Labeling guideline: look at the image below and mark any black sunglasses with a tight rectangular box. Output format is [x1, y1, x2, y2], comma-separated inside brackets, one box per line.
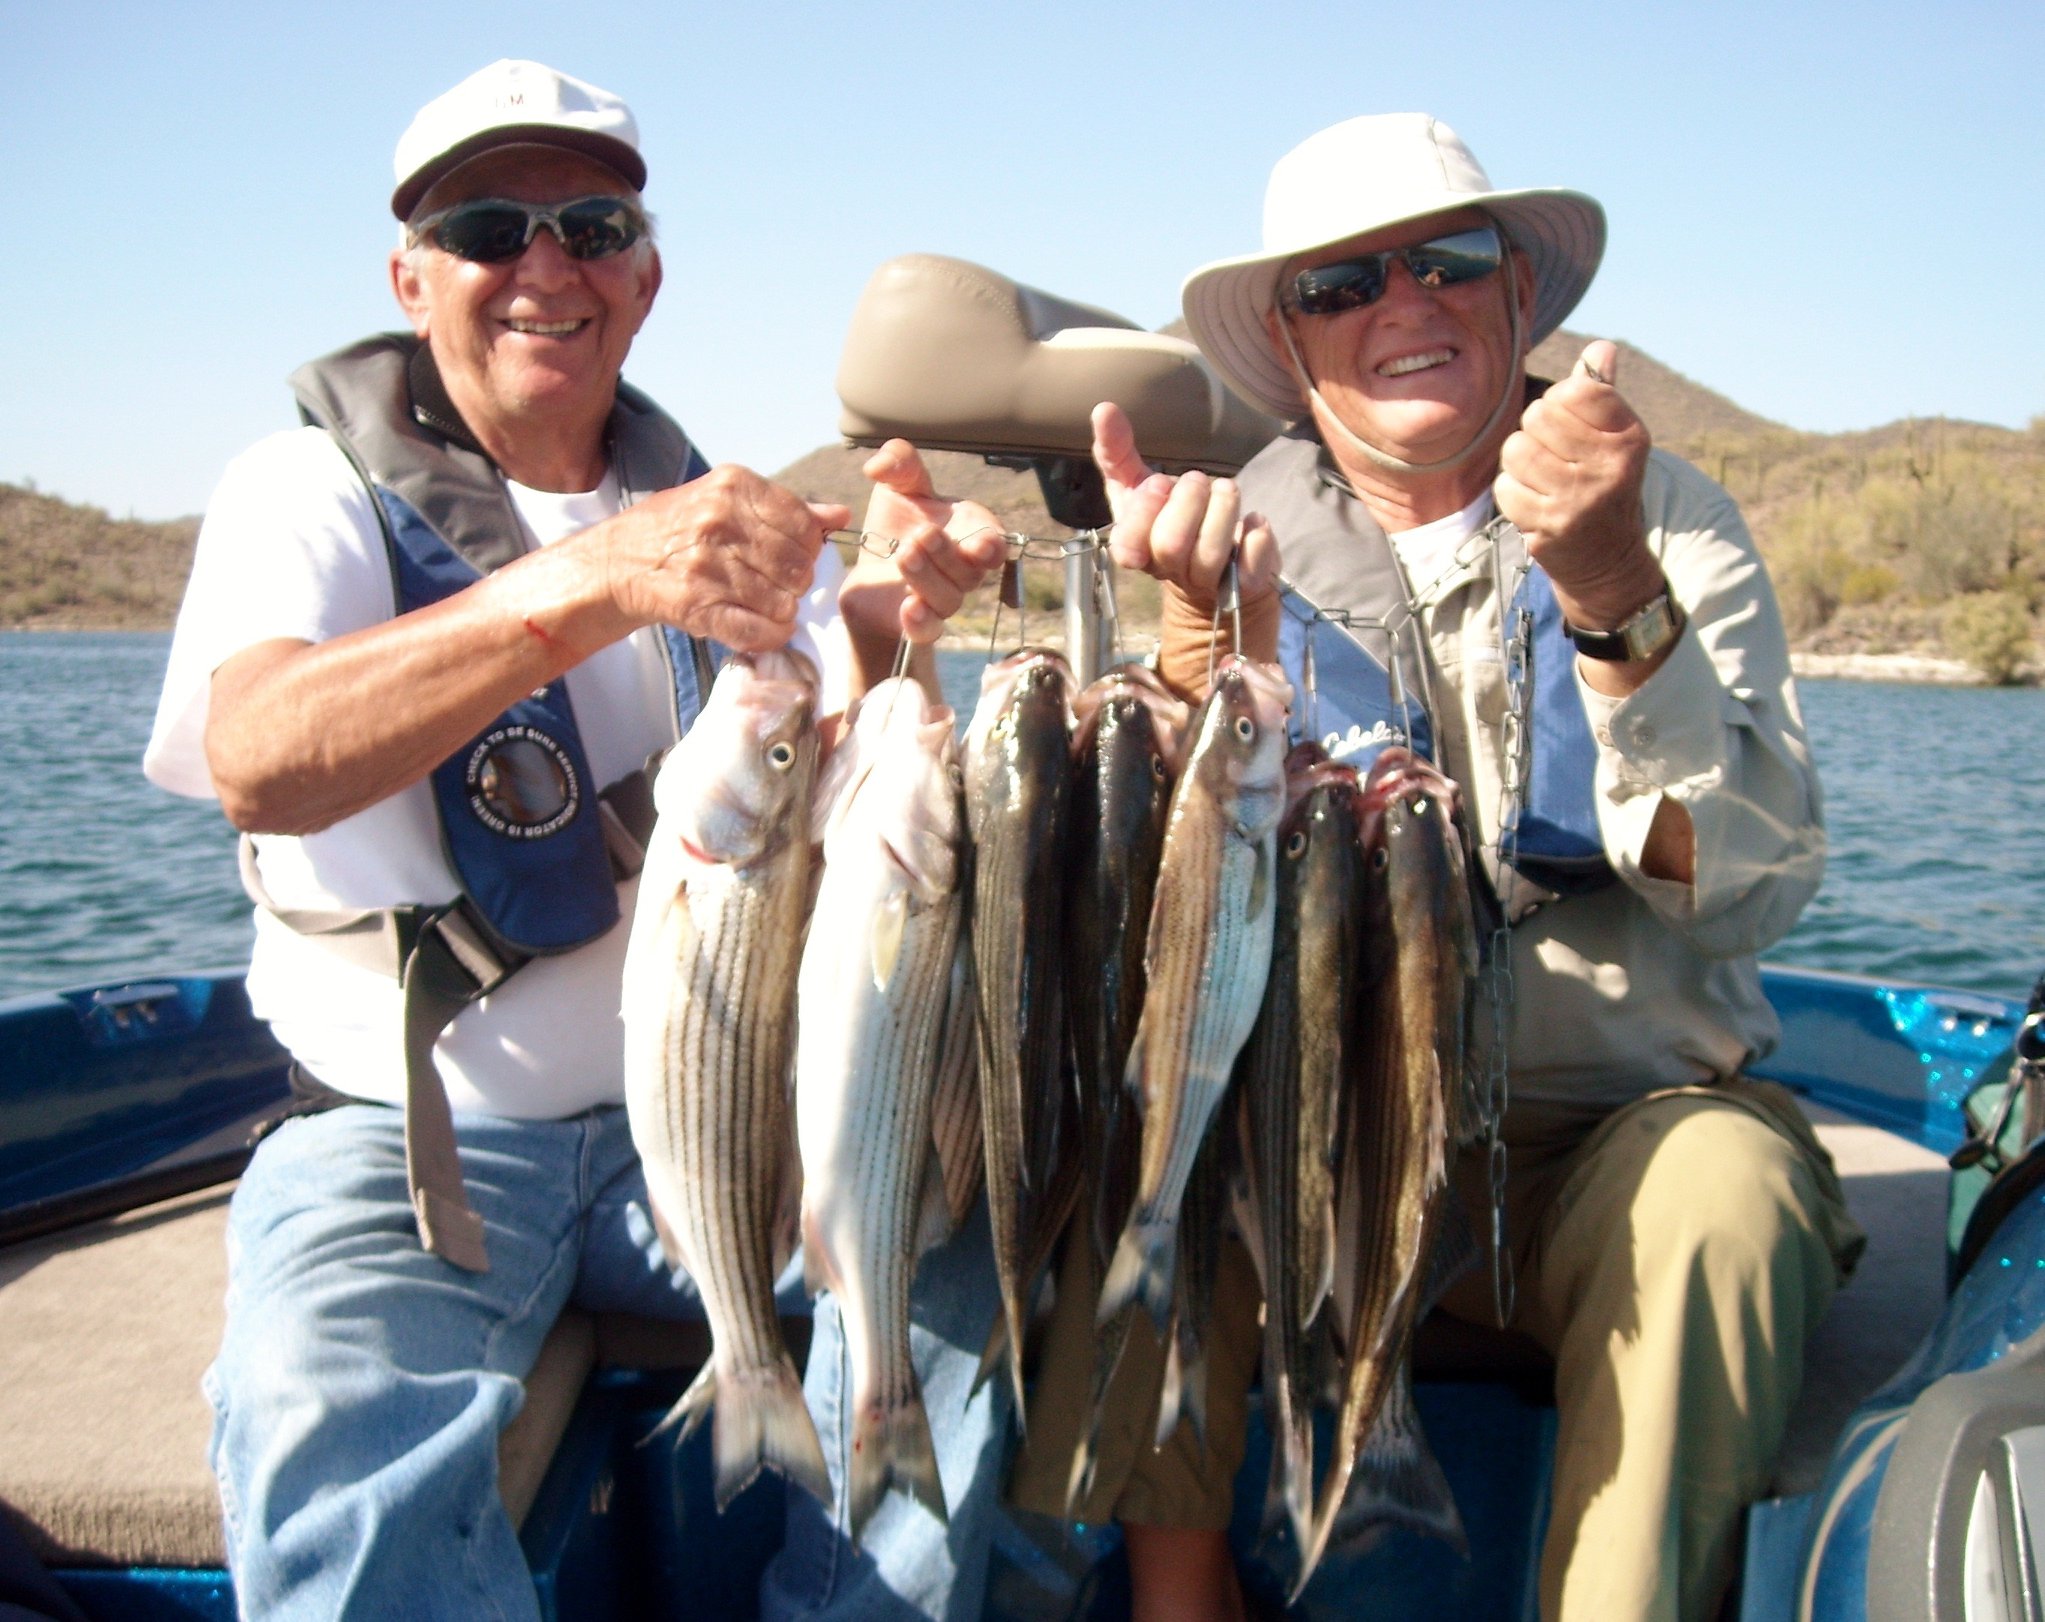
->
[411, 196, 649, 264]
[1287, 226, 1503, 317]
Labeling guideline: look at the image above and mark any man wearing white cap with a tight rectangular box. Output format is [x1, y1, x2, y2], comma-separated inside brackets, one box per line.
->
[146, 59, 1008, 1620]
[1079, 115, 1863, 1620]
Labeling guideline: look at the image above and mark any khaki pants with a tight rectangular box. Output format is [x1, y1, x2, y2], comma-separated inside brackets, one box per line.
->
[1442, 1079, 1864, 1622]
[1010, 1079, 1863, 1622]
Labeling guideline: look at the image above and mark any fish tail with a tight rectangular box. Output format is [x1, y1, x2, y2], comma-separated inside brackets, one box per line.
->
[845, 1389, 949, 1548]
[1332, 1368, 1465, 1556]
[706, 1358, 831, 1513]
[1153, 1326, 1184, 1450]
[1294, 1367, 1462, 1598]
[645, 1360, 716, 1445]
[971, 1310, 1031, 1438]
[1096, 1221, 1177, 1334]
[1064, 1298, 1137, 1516]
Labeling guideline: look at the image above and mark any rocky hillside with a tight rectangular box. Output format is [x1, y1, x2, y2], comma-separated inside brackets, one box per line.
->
[0, 484, 198, 630]
[8, 333, 2038, 680]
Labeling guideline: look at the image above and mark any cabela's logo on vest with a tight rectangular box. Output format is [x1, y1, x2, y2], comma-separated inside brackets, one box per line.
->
[465, 724, 582, 839]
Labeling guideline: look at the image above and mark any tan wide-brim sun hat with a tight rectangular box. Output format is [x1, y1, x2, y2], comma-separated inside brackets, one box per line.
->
[1181, 114, 1606, 422]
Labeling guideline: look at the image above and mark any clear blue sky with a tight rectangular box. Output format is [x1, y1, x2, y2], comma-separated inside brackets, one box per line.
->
[6, 0, 2040, 520]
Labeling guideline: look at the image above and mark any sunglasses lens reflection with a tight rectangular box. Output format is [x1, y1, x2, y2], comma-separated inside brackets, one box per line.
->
[429, 200, 645, 264]
[435, 205, 537, 263]
[1291, 227, 1502, 316]
[1294, 259, 1387, 315]
[553, 201, 641, 259]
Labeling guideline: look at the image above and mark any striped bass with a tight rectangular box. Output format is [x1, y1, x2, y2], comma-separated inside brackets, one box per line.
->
[963, 647, 1076, 1430]
[1098, 654, 1292, 1333]
[1061, 664, 1191, 1503]
[620, 649, 827, 1511]
[795, 676, 965, 1543]
[1298, 747, 1477, 1594]
[1238, 747, 1369, 1555]
[1068, 664, 1190, 1273]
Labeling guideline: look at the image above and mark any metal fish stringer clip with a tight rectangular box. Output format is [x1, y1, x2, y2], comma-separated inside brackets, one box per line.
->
[825, 524, 1115, 668]
[1205, 555, 1246, 690]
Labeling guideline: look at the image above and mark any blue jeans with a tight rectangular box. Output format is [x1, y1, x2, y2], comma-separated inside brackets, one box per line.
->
[207, 1103, 1042, 1621]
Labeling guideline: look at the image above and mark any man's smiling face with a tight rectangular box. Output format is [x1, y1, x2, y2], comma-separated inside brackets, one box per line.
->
[1274, 207, 1533, 469]
[392, 146, 661, 459]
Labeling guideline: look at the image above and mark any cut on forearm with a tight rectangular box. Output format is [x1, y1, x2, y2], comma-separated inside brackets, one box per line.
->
[205, 583, 589, 835]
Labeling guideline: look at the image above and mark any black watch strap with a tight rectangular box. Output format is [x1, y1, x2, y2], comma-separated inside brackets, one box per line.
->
[1563, 588, 1684, 663]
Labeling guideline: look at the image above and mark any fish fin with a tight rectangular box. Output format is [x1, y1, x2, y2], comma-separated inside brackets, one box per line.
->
[800, 1203, 840, 1298]
[707, 1358, 832, 1513]
[913, 1151, 952, 1257]
[1119, 1015, 1149, 1105]
[1418, 1192, 1479, 1316]
[1327, 1365, 1465, 1560]
[1064, 1428, 1102, 1519]
[771, 1114, 804, 1279]
[1305, 1200, 1337, 1326]
[1064, 1300, 1136, 1515]
[1153, 1320, 1184, 1450]
[870, 888, 908, 990]
[645, 1191, 688, 1273]
[1247, 838, 1271, 925]
[644, 1358, 717, 1445]
[971, 1311, 1029, 1439]
[845, 1389, 948, 1549]
[1177, 1314, 1210, 1452]
[1256, 1360, 1316, 1559]
[1096, 1221, 1177, 1335]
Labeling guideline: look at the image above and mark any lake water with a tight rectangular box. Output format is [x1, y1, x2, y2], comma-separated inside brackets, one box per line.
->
[3, 632, 2041, 1006]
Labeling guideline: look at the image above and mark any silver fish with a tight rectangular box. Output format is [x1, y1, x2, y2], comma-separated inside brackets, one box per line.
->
[1097, 655, 1292, 1334]
[621, 649, 827, 1511]
[795, 676, 965, 1543]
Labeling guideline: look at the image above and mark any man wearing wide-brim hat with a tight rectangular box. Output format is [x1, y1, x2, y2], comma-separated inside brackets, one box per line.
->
[1062, 114, 1862, 1621]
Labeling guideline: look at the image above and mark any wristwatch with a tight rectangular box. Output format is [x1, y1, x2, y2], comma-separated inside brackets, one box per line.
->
[1563, 586, 1685, 663]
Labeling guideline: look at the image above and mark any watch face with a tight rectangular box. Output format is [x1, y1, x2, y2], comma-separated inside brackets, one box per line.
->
[1623, 597, 1677, 660]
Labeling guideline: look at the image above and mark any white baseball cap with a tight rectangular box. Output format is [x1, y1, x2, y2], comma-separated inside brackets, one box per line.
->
[1181, 114, 1605, 421]
[391, 59, 645, 220]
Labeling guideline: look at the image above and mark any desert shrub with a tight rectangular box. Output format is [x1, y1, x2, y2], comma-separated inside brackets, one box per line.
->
[1942, 592, 2036, 684]
[1838, 564, 1901, 606]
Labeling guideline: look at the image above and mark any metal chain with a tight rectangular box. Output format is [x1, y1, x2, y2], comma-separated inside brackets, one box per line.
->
[1486, 517, 1532, 1327]
[825, 523, 1111, 563]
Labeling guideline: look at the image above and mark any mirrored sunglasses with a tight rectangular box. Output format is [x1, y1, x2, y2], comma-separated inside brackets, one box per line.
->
[1287, 226, 1503, 317]
[411, 196, 649, 264]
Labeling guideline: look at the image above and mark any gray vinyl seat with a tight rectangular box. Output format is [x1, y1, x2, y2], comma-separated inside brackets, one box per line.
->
[836, 253, 1282, 474]
[0, 1186, 619, 1571]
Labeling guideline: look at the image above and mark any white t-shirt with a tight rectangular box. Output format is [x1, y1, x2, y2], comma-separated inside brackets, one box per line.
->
[145, 425, 847, 1118]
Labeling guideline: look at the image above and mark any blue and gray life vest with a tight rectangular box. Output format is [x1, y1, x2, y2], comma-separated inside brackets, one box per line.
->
[289, 333, 719, 956]
[1236, 428, 1615, 910]
[252, 334, 721, 1270]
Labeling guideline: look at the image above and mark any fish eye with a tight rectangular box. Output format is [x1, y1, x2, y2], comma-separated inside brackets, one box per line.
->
[1284, 829, 1308, 859]
[1233, 715, 1255, 742]
[1370, 846, 1389, 873]
[767, 741, 796, 770]
[947, 763, 964, 790]
[1150, 754, 1166, 780]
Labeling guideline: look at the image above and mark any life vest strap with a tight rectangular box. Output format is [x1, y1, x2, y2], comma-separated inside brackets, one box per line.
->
[234, 750, 664, 1271]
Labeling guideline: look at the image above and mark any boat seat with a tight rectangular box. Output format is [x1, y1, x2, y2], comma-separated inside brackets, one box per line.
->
[1770, 1109, 1951, 1494]
[836, 253, 1282, 475]
[0, 1185, 598, 1571]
